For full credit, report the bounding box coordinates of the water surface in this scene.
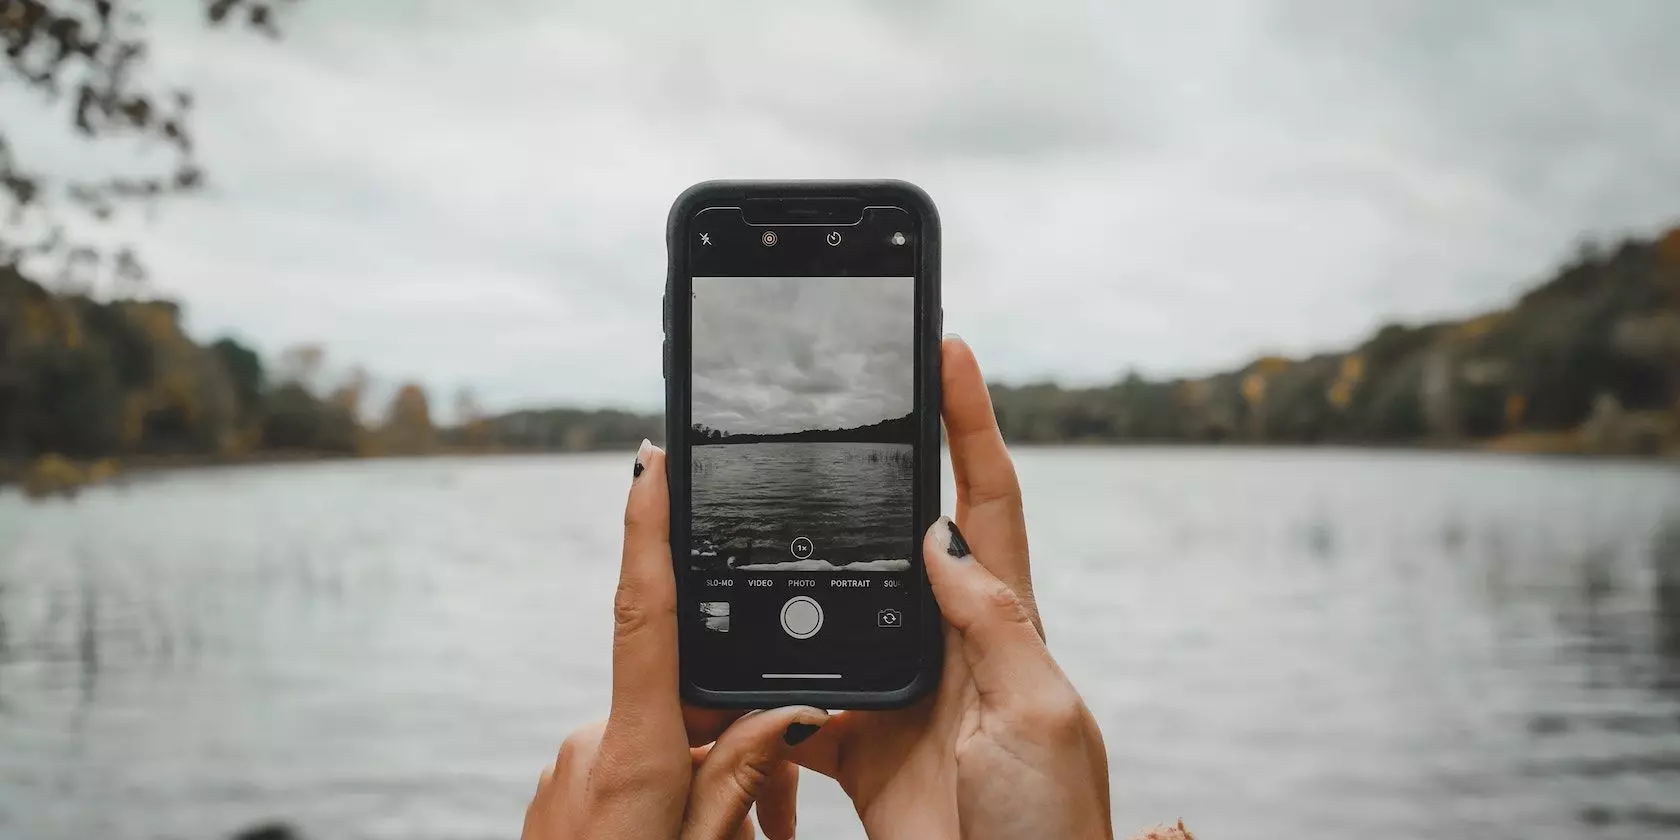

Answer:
[2,449,1678,839]
[691,441,914,571]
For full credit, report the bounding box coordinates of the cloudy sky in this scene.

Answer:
[692,277,912,435]
[7,1,1680,416]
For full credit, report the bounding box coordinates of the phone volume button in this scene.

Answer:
[662,338,670,380]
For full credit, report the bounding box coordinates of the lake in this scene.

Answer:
[2,449,1678,840]
[691,441,914,572]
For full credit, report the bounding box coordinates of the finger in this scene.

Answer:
[690,747,757,840]
[526,721,603,837]
[596,441,691,794]
[523,790,547,840]
[685,706,748,747]
[553,720,605,787]
[940,336,1041,636]
[754,760,800,840]
[780,708,852,780]
[525,761,559,838]
[605,440,682,729]
[682,706,830,840]
[924,516,1063,706]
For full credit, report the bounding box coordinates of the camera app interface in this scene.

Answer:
[688,274,918,688]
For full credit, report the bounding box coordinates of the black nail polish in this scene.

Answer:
[783,722,821,746]
[633,459,645,479]
[946,520,971,559]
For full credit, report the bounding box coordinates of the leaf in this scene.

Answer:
[74,83,99,135]
[161,118,189,152]
[173,165,204,190]
[120,96,153,127]
[207,0,238,25]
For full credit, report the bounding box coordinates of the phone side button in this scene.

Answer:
[662,338,670,380]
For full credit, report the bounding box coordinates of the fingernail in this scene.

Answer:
[942,517,972,561]
[783,722,822,746]
[632,439,650,479]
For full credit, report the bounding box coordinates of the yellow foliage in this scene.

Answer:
[1505,393,1526,429]
[126,303,188,347]
[87,459,121,483]
[1241,373,1267,405]
[1658,227,1680,267]
[22,454,88,499]
[1327,380,1353,410]
[1253,356,1291,376]
[1326,353,1366,410]
[1177,379,1209,407]
[1457,313,1504,340]
[22,298,55,343]
[353,427,381,458]
[21,455,122,500]
[462,418,492,448]
[381,382,436,454]
[1340,354,1365,383]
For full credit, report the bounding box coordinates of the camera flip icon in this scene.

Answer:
[876,608,903,628]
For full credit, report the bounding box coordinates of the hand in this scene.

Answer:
[523,441,828,840]
[789,337,1115,840]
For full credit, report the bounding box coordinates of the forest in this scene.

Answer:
[988,230,1680,454]
[3,226,1679,496]
[689,413,916,445]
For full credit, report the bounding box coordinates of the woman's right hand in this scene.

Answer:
[789,337,1116,840]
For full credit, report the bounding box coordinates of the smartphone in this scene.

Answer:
[664,180,942,709]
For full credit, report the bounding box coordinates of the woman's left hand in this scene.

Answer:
[522,441,828,840]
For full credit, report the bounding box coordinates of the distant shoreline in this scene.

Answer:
[7,435,1672,499]
[8,229,1677,496]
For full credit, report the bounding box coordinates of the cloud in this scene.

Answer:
[6,0,1677,415]
[691,276,912,435]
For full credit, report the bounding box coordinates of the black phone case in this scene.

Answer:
[664,179,943,710]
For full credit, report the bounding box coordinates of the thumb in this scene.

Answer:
[681,706,830,840]
[924,516,1063,705]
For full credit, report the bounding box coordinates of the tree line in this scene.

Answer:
[986,230,1680,455]
[4,225,1678,490]
[689,413,916,445]
[0,258,663,489]
[0,264,460,477]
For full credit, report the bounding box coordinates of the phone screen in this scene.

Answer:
[679,204,926,694]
